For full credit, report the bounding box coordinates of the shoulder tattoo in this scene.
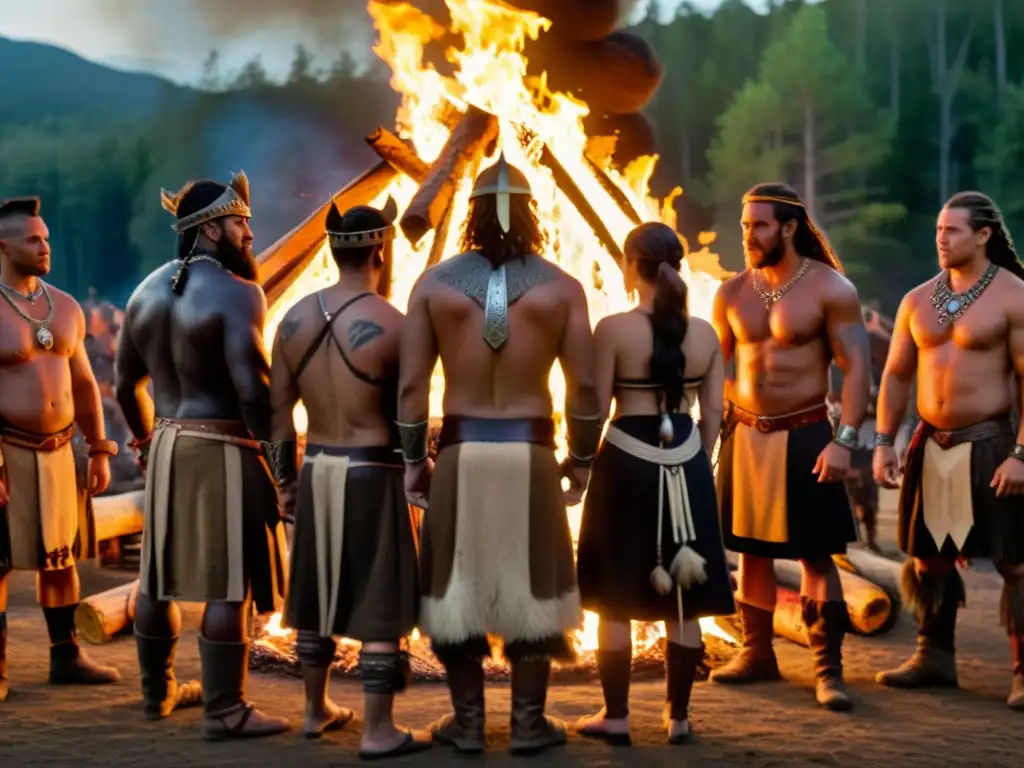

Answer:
[348,319,385,350]
[278,317,302,342]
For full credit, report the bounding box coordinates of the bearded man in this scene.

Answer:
[271,198,430,757]
[873,191,1024,709]
[709,182,871,711]
[399,153,596,755]
[114,173,289,738]
[0,197,120,702]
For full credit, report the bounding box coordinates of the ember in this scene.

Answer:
[254,0,735,673]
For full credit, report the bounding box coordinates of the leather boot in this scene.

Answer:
[135,632,202,720]
[803,598,853,711]
[197,635,290,741]
[509,658,567,755]
[0,612,8,702]
[709,602,781,684]
[877,566,961,689]
[429,654,486,754]
[575,649,632,746]
[666,642,703,744]
[1009,634,1024,709]
[44,605,120,685]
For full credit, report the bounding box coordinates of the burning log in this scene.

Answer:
[75,580,139,645]
[258,161,398,306]
[772,559,894,636]
[426,199,456,268]
[537,142,625,265]
[365,127,429,183]
[399,106,499,246]
[527,31,664,115]
[584,156,643,225]
[92,490,144,542]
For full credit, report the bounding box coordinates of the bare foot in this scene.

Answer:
[303,699,354,739]
[575,708,630,745]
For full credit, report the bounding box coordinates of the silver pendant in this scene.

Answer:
[483,264,509,350]
[659,412,675,445]
[945,298,961,314]
[36,326,54,350]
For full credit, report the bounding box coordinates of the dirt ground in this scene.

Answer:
[2,490,1023,767]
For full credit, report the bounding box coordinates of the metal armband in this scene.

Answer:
[833,424,858,450]
[873,432,895,449]
[260,439,298,487]
[397,420,429,464]
[566,412,603,467]
[1010,444,1024,464]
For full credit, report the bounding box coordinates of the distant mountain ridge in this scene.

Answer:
[0,36,197,124]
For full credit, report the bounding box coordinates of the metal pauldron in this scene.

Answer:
[833,423,858,450]
[260,439,298,487]
[397,420,429,464]
[566,412,603,466]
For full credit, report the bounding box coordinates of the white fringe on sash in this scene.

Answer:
[604,423,708,628]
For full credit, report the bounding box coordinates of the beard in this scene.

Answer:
[747,231,785,269]
[214,237,257,282]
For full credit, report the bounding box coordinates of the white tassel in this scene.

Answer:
[668,545,707,590]
[650,564,674,596]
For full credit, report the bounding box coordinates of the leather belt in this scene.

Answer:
[728,402,829,434]
[437,416,556,452]
[0,424,75,452]
[157,418,260,450]
[925,416,1012,449]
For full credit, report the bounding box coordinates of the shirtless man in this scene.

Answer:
[400,153,596,755]
[873,191,1024,708]
[0,197,120,702]
[115,172,289,738]
[271,198,430,758]
[709,182,871,711]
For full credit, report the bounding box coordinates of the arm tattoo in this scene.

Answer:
[278,317,301,342]
[836,324,871,366]
[349,319,384,350]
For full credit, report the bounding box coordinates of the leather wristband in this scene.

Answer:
[833,424,858,450]
[874,432,895,448]
[566,412,602,466]
[87,439,120,458]
[1011,444,1024,464]
[260,439,298,487]
[397,420,429,464]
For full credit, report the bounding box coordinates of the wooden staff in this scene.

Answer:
[75,580,139,645]
[399,106,499,246]
[365,127,429,183]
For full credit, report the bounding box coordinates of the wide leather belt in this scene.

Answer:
[437,416,556,452]
[156,418,259,449]
[728,402,829,434]
[0,423,75,452]
[924,416,1012,448]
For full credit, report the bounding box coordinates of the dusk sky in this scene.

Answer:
[0,0,777,85]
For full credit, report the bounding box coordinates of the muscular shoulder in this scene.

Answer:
[996,268,1024,321]
[46,282,84,317]
[687,316,718,346]
[811,261,860,306]
[211,272,266,320]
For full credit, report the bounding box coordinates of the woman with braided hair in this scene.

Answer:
[873,191,1024,709]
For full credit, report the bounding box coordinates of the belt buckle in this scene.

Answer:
[756,417,775,434]
[933,431,953,448]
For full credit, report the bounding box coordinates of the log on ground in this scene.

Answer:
[399,106,499,246]
[774,586,810,647]
[834,550,906,608]
[92,490,145,542]
[75,580,139,645]
[773,558,894,636]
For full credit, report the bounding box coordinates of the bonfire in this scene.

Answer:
[251,0,737,680]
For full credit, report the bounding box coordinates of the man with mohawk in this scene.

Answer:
[270,197,430,758]
[115,172,289,739]
[399,152,597,755]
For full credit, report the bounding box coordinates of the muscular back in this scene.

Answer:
[271,288,402,447]
[714,260,862,416]
[886,268,1024,429]
[119,260,270,436]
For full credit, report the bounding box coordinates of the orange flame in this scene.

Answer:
[262,0,733,652]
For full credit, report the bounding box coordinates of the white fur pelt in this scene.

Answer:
[420,442,582,644]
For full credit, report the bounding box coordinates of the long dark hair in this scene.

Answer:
[743,182,844,274]
[945,191,1024,282]
[624,222,689,412]
[458,193,549,268]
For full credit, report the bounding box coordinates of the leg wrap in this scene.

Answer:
[1000,579,1024,636]
[903,564,964,652]
[358,650,411,695]
[665,642,703,721]
[295,630,337,668]
[42,605,77,646]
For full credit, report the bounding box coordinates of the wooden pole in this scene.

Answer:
[584,155,643,225]
[75,580,139,645]
[365,127,429,183]
[399,106,499,247]
[92,490,144,542]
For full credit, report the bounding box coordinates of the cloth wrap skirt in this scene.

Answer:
[284,444,419,641]
[138,418,288,615]
[897,415,1024,563]
[577,413,735,622]
[418,416,582,660]
[0,422,95,576]
[717,402,858,560]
